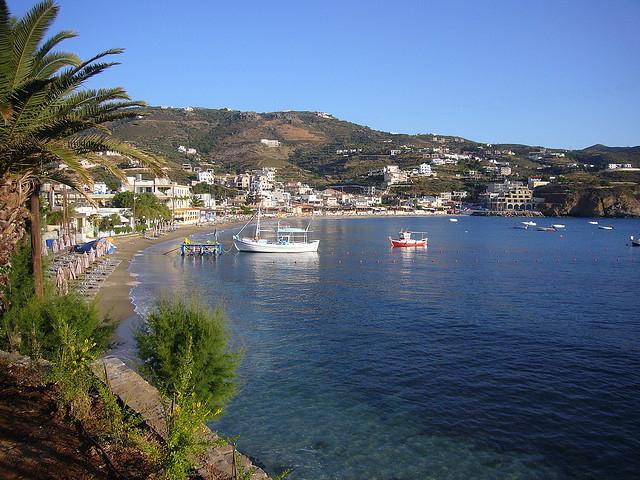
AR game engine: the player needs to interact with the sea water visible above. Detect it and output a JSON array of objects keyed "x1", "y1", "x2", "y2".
[{"x1": 128, "y1": 216, "x2": 640, "y2": 479}]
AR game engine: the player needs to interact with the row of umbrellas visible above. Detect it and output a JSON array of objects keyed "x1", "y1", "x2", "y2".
[
  {"x1": 55, "y1": 246, "x2": 108, "y2": 295},
  {"x1": 43, "y1": 234, "x2": 76, "y2": 256}
]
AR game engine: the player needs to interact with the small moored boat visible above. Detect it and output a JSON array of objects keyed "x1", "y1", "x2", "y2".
[
  {"x1": 589, "y1": 221, "x2": 599, "y2": 225},
  {"x1": 449, "y1": 218, "x2": 458, "y2": 222},
  {"x1": 552, "y1": 224, "x2": 565, "y2": 229},
  {"x1": 537, "y1": 227, "x2": 557, "y2": 232},
  {"x1": 598, "y1": 225, "x2": 614, "y2": 230},
  {"x1": 389, "y1": 230, "x2": 428, "y2": 247},
  {"x1": 522, "y1": 221, "x2": 537, "y2": 227},
  {"x1": 233, "y1": 209, "x2": 319, "y2": 253},
  {"x1": 630, "y1": 236, "x2": 640, "y2": 246}
]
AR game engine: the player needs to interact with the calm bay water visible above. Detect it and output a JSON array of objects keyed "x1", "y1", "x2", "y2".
[{"x1": 127, "y1": 216, "x2": 640, "y2": 479}]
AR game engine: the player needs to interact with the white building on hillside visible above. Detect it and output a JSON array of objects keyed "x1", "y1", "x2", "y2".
[
  {"x1": 418, "y1": 163, "x2": 432, "y2": 175},
  {"x1": 260, "y1": 139, "x2": 280, "y2": 148},
  {"x1": 197, "y1": 171, "x2": 215, "y2": 184}
]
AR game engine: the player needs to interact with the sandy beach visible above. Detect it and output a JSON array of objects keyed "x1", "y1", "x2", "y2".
[{"x1": 95, "y1": 224, "x2": 219, "y2": 326}]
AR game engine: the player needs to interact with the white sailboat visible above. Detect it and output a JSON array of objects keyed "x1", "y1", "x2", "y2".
[{"x1": 233, "y1": 209, "x2": 320, "y2": 253}]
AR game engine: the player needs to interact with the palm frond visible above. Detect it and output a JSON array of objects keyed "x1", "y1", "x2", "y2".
[
  {"x1": 66, "y1": 134, "x2": 164, "y2": 176},
  {"x1": 9, "y1": 0, "x2": 58, "y2": 89},
  {"x1": 0, "y1": 0, "x2": 12, "y2": 100},
  {"x1": 41, "y1": 140, "x2": 93, "y2": 186},
  {"x1": 39, "y1": 168, "x2": 95, "y2": 205},
  {"x1": 33, "y1": 29, "x2": 77, "y2": 62},
  {"x1": 51, "y1": 87, "x2": 130, "y2": 114},
  {"x1": 83, "y1": 153, "x2": 127, "y2": 182},
  {"x1": 70, "y1": 48, "x2": 124, "y2": 74},
  {"x1": 32, "y1": 51, "x2": 81, "y2": 78},
  {"x1": 1, "y1": 76, "x2": 53, "y2": 140}
]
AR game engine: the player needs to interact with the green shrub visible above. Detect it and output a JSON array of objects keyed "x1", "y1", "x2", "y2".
[
  {"x1": 136, "y1": 296, "x2": 240, "y2": 416},
  {"x1": 160, "y1": 339, "x2": 218, "y2": 480},
  {"x1": 2, "y1": 291, "x2": 110, "y2": 359},
  {"x1": 0, "y1": 240, "x2": 111, "y2": 358},
  {"x1": 0, "y1": 240, "x2": 36, "y2": 315},
  {"x1": 48, "y1": 317, "x2": 98, "y2": 418}
]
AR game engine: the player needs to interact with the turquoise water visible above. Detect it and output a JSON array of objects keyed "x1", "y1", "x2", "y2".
[{"x1": 128, "y1": 216, "x2": 640, "y2": 479}]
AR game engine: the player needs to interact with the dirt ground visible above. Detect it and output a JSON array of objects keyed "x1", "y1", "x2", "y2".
[{"x1": 0, "y1": 361, "x2": 160, "y2": 479}]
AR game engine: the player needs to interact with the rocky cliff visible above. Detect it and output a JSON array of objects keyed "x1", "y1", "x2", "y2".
[{"x1": 537, "y1": 185, "x2": 640, "y2": 217}]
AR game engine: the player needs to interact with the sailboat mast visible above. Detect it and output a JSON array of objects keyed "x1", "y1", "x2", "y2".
[{"x1": 255, "y1": 208, "x2": 261, "y2": 238}]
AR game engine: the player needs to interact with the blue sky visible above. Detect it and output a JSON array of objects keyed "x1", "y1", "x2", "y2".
[{"x1": 12, "y1": 0, "x2": 640, "y2": 149}]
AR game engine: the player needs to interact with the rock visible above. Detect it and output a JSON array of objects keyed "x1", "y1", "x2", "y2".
[{"x1": 537, "y1": 185, "x2": 640, "y2": 217}]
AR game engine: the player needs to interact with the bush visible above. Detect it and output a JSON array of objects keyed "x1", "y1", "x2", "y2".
[
  {"x1": 48, "y1": 319, "x2": 97, "y2": 418},
  {"x1": 160, "y1": 340, "x2": 217, "y2": 480},
  {"x1": 2, "y1": 291, "x2": 110, "y2": 359},
  {"x1": 0, "y1": 239, "x2": 110, "y2": 358},
  {"x1": 136, "y1": 297, "x2": 239, "y2": 416},
  {"x1": 0, "y1": 240, "x2": 35, "y2": 316}
]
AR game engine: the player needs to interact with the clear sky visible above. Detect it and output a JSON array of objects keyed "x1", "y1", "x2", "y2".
[{"x1": 11, "y1": 0, "x2": 640, "y2": 149}]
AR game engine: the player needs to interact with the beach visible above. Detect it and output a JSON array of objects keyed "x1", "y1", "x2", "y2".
[{"x1": 95, "y1": 224, "x2": 217, "y2": 326}]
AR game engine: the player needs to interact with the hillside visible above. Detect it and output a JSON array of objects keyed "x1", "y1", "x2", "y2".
[{"x1": 106, "y1": 107, "x2": 640, "y2": 190}]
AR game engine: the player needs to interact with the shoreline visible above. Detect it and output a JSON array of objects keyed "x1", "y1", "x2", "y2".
[{"x1": 95, "y1": 225, "x2": 215, "y2": 327}]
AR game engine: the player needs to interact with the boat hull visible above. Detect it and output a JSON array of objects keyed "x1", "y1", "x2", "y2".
[
  {"x1": 389, "y1": 237, "x2": 427, "y2": 247},
  {"x1": 233, "y1": 237, "x2": 319, "y2": 253}
]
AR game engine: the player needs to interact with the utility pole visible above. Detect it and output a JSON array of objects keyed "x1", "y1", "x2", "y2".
[
  {"x1": 62, "y1": 184, "x2": 68, "y2": 239},
  {"x1": 30, "y1": 183, "x2": 44, "y2": 297}
]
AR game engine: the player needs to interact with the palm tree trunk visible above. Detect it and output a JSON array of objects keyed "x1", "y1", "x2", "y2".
[
  {"x1": 0, "y1": 175, "x2": 30, "y2": 310},
  {"x1": 30, "y1": 182, "x2": 44, "y2": 297}
]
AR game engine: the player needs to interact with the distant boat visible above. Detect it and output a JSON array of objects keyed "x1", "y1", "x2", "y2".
[
  {"x1": 552, "y1": 224, "x2": 566, "y2": 229},
  {"x1": 537, "y1": 227, "x2": 557, "y2": 232},
  {"x1": 598, "y1": 225, "x2": 614, "y2": 230},
  {"x1": 589, "y1": 221, "x2": 599, "y2": 225},
  {"x1": 522, "y1": 221, "x2": 537, "y2": 227},
  {"x1": 389, "y1": 230, "x2": 428, "y2": 247},
  {"x1": 631, "y1": 236, "x2": 640, "y2": 247},
  {"x1": 449, "y1": 218, "x2": 458, "y2": 222},
  {"x1": 513, "y1": 225, "x2": 529, "y2": 230}
]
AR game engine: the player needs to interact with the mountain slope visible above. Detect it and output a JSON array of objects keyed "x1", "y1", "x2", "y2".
[{"x1": 106, "y1": 107, "x2": 640, "y2": 184}]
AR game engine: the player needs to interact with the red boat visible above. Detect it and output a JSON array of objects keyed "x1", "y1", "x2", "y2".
[{"x1": 389, "y1": 230, "x2": 428, "y2": 247}]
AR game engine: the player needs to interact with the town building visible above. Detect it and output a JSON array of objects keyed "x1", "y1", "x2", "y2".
[
  {"x1": 383, "y1": 165, "x2": 408, "y2": 185},
  {"x1": 418, "y1": 163, "x2": 432, "y2": 175},
  {"x1": 528, "y1": 178, "x2": 549, "y2": 189},
  {"x1": 197, "y1": 171, "x2": 215, "y2": 184},
  {"x1": 483, "y1": 181, "x2": 537, "y2": 211}
]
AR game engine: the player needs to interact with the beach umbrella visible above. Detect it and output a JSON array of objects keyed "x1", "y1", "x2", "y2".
[
  {"x1": 75, "y1": 258, "x2": 83, "y2": 276},
  {"x1": 67, "y1": 263, "x2": 75, "y2": 281},
  {"x1": 42, "y1": 240, "x2": 48, "y2": 256},
  {"x1": 52, "y1": 239, "x2": 59, "y2": 254},
  {"x1": 89, "y1": 248, "x2": 96, "y2": 264},
  {"x1": 82, "y1": 251, "x2": 90, "y2": 268},
  {"x1": 56, "y1": 267, "x2": 64, "y2": 293}
]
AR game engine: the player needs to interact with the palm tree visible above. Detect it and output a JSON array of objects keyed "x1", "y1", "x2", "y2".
[
  {"x1": 0, "y1": 0, "x2": 164, "y2": 303},
  {"x1": 190, "y1": 195, "x2": 204, "y2": 208}
]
